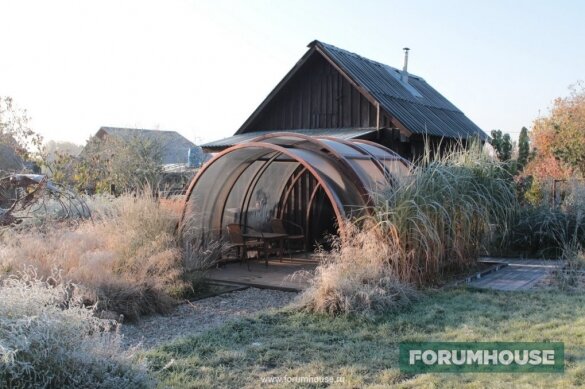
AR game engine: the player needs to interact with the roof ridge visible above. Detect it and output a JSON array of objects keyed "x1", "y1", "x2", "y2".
[
  {"x1": 312, "y1": 40, "x2": 424, "y2": 80},
  {"x1": 100, "y1": 126, "x2": 180, "y2": 134}
]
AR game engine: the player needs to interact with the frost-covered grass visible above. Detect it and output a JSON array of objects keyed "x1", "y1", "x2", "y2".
[
  {"x1": 296, "y1": 223, "x2": 418, "y2": 316},
  {"x1": 147, "y1": 288, "x2": 585, "y2": 388},
  {"x1": 0, "y1": 192, "x2": 188, "y2": 321},
  {"x1": 0, "y1": 274, "x2": 153, "y2": 388}
]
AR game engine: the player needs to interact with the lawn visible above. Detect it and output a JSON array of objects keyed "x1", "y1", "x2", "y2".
[{"x1": 145, "y1": 287, "x2": 585, "y2": 388}]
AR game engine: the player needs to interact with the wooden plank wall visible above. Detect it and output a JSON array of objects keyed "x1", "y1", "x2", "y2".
[
  {"x1": 242, "y1": 54, "x2": 391, "y2": 131},
  {"x1": 278, "y1": 166, "x2": 336, "y2": 248}
]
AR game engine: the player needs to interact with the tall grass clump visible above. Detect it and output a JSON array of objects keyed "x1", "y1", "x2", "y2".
[
  {"x1": 373, "y1": 143, "x2": 517, "y2": 284},
  {"x1": 0, "y1": 272, "x2": 153, "y2": 388},
  {"x1": 298, "y1": 144, "x2": 516, "y2": 315},
  {"x1": 0, "y1": 190, "x2": 187, "y2": 321},
  {"x1": 296, "y1": 222, "x2": 419, "y2": 316}
]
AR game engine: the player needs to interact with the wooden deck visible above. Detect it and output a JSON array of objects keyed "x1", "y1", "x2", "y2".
[
  {"x1": 206, "y1": 256, "x2": 565, "y2": 293},
  {"x1": 206, "y1": 258, "x2": 317, "y2": 291},
  {"x1": 471, "y1": 258, "x2": 565, "y2": 291}
]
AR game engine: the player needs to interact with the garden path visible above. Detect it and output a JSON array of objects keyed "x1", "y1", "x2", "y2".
[{"x1": 471, "y1": 258, "x2": 565, "y2": 291}]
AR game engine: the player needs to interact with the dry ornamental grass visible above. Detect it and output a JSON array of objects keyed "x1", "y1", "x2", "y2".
[
  {"x1": 298, "y1": 144, "x2": 516, "y2": 316},
  {"x1": 0, "y1": 191, "x2": 187, "y2": 321}
]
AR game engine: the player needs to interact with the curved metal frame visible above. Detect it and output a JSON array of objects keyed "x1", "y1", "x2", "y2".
[
  {"x1": 316, "y1": 136, "x2": 412, "y2": 185},
  {"x1": 249, "y1": 132, "x2": 373, "y2": 203},
  {"x1": 179, "y1": 133, "x2": 410, "y2": 243},
  {"x1": 180, "y1": 141, "x2": 349, "y2": 237}
]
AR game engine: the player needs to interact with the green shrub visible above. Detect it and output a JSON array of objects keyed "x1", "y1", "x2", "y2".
[{"x1": 498, "y1": 179, "x2": 585, "y2": 258}]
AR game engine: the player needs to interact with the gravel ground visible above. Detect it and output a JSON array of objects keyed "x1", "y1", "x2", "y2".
[{"x1": 120, "y1": 287, "x2": 297, "y2": 350}]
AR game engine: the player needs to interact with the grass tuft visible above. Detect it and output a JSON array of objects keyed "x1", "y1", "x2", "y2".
[
  {"x1": 296, "y1": 222, "x2": 418, "y2": 316},
  {"x1": 299, "y1": 144, "x2": 515, "y2": 316}
]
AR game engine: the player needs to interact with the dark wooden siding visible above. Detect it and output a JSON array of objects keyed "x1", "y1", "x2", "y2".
[
  {"x1": 278, "y1": 165, "x2": 336, "y2": 248},
  {"x1": 241, "y1": 54, "x2": 383, "y2": 132}
]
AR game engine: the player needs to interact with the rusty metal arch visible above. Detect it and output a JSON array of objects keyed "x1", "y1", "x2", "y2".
[
  {"x1": 351, "y1": 138, "x2": 411, "y2": 164},
  {"x1": 180, "y1": 141, "x2": 350, "y2": 241},
  {"x1": 179, "y1": 134, "x2": 408, "y2": 247},
  {"x1": 317, "y1": 136, "x2": 412, "y2": 182},
  {"x1": 248, "y1": 132, "x2": 374, "y2": 203}
]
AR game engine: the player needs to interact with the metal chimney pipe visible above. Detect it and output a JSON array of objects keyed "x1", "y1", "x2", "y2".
[{"x1": 402, "y1": 47, "x2": 410, "y2": 83}]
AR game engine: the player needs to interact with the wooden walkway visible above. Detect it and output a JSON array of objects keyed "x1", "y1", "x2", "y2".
[
  {"x1": 206, "y1": 259, "x2": 316, "y2": 292},
  {"x1": 470, "y1": 258, "x2": 565, "y2": 291},
  {"x1": 206, "y1": 256, "x2": 565, "y2": 293}
]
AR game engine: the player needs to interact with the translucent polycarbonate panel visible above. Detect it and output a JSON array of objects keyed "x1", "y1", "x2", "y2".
[
  {"x1": 242, "y1": 160, "x2": 300, "y2": 232},
  {"x1": 288, "y1": 148, "x2": 367, "y2": 213},
  {"x1": 258, "y1": 136, "x2": 365, "y2": 160},
  {"x1": 183, "y1": 147, "x2": 276, "y2": 246},
  {"x1": 252, "y1": 135, "x2": 308, "y2": 148},
  {"x1": 316, "y1": 139, "x2": 365, "y2": 158},
  {"x1": 221, "y1": 160, "x2": 266, "y2": 229},
  {"x1": 352, "y1": 141, "x2": 403, "y2": 160},
  {"x1": 383, "y1": 160, "x2": 411, "y2": 178},
  {"x1": 347, "y1": 158, "x2": 389, "y2": 193}
]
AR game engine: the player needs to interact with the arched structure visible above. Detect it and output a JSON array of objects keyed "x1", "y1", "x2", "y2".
[{"x1": 179, "y1": 133, "x2": 410, "y2": 250}]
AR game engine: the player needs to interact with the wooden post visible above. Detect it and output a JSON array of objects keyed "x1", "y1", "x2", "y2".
[
  {"x1": 376, "y1": 102, "x2": 380, "y2": 140},
  {"x1": 376, "y1": 102, "x2": 380, "y2": 131}
]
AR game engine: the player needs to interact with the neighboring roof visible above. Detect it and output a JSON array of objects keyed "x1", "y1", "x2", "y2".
[
  {"x1": 237, "y1": 40, "x2": 486, "y2": 140},
  {"x1": 201, "y1": 128, "x2": 380, "y2": 151},
  {"x1": 162, "y1": 163, "x2": 198, "y2": 174},
  {"x1": 96, "y1": 127, "x2": 200, "y2": 165}
]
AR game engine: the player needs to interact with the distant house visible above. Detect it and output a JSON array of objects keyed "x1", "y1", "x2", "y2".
[
  {"x1": 202, "y1": 40, "x2": 487, "y2": 160},
  {"x1": 83, "y1": 127, "x2": 209, "y2": 195},
  {"x1": 93, "y1": 127, "x2": 206, "y2": 166}
]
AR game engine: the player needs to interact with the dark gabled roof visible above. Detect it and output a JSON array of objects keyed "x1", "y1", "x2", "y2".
[
  {"x1": 202, "y1": 128, "x2": 380, "y2": 151},
  {"x1": 96, "y1": 127, "x2": 199, "y2": 165},
  {"x1": 236, "y1": 40, "x2": 486, "y2": 141},
  {"x1": 312, "y1": 41, "x2": 486, "y2": 140}
]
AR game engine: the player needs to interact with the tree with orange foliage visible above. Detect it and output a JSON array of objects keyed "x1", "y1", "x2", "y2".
[{"x1": 524, "y1": 82, "x2": 585, "y2": 180}]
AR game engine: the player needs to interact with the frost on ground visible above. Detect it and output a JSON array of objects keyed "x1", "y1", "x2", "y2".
[
  {"x1": 121, "y1": 288, "x2": 297, "y2": 350},
  {"x1": 0, "y1": 274, "x2": 153, "y2": 388}
]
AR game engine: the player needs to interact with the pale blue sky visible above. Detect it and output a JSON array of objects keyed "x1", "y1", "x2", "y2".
[{"x1": 1, "y1": 0, "x2": 583, "y2": 145}]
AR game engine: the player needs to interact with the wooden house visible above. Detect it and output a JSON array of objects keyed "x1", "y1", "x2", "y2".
[
  {"x1": 182, "y1": 41, "x2": 488, "y2": 253},
  {"x1": 202, "y1": 40, "x2": 487, "y2": 160}
]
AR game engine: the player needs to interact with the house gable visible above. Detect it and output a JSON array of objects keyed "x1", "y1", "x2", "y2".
[
  {"x1": 238, "y1": 49, "x2": 398, "y2": 134},
  {"x1": 236, "y1": 41, "x2": 486, "y2": 141}
]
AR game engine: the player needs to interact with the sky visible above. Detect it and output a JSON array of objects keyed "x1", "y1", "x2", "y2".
[{"x1": 1, "y1": 0, "x2": 584, "y2": 146}]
